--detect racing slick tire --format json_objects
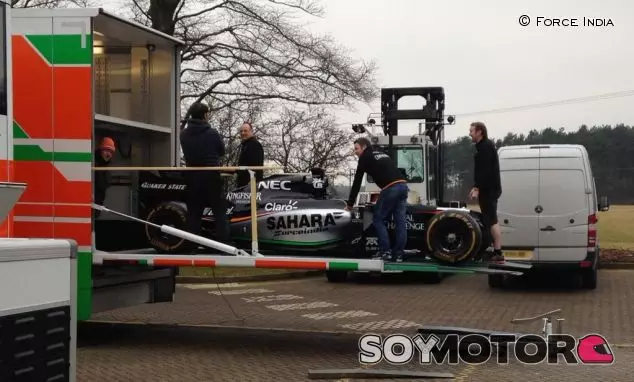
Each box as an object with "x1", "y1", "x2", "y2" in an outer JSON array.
[
  {"x1": 425, "y1": 210, "x2": 483, "y2": 265},
  {"x1": 145, "y1": 202, "x2": 195, "y2": 254}
]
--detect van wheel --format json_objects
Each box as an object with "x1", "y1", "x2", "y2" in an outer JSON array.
[
  {"x1": 580, "y1": 268, "x2": 597, "y2": 290},
  {"x1": 326, "y1": 270, "x2": 348, "y2": 283},
  {"x1": 145, "y1": 202, "x2": 194, "y2": 254},
  {"x1": 488, "y1": 274, "x2": 505, "y2": 289},
  {"x1": 425, "y1": 210, "x2": 483, "y2": 265}
]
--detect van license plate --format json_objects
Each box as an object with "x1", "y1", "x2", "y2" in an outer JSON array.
[{"x1": 504, "y1": 250, "x2": 533, "y2": 260}]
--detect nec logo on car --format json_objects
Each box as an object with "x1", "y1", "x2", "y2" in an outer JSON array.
[{"x1": 258, "y1": 180, "x2": 291, "y2": 190}]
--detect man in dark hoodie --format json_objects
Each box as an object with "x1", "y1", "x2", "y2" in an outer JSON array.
[
  {"x1": 93, "y1": 137, "x2": 116, "y2": 218},
  {"x1": 180, "y1": 102, "x2": 230, "y2": 246},
  {"x1": 235, "y1": 122, "x2": 264, "y2": 188}
]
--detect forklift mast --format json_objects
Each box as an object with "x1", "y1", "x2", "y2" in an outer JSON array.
[{"x1": 353, "y1": 87, "x2": 455, "y2": 206}]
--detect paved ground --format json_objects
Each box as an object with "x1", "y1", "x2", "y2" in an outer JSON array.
[
  {"x1": 77, "y1": 322, "x2": 634, "y2": 382},
  {"x1": 78, "y1": 269, "x2": 634, "y2": 381}
]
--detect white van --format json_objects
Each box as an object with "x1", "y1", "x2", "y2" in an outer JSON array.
[{"x1": 492, "y1": 144, "x2": 609, "y2": 290}]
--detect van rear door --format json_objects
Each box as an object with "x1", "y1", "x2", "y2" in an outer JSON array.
[
  {"x1": 497, "y1": 148, "x2": 540, "y2": 261},
  {"x1": 537, "y1": 154, "x2": 589, "y2": 262}
]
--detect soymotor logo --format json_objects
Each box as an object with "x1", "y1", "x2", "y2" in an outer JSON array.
[{"x1": 358, "y1": 333, "x2": 614, "y2": 365}]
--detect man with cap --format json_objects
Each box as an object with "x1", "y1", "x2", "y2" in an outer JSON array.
[{"x1": 94, "y1": 137, "x2": 116, "y2": 218}]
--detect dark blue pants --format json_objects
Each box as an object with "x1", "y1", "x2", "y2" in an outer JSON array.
[{"x1": 372, "y1": 182, "x2": 408, "y2": 254}]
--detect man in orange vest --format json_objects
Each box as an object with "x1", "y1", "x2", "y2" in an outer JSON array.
[{"x1": 94, "y1": 137, "x2": 116, "y2": 217}]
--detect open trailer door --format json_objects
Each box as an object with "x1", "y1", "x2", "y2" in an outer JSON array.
[{"x1": 9, "y1": 7, "x2": 185, "y2": 321}]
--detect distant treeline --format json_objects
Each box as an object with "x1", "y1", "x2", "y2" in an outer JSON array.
[{"x1": 443, "y1": 124, "x2": 634, "y2": 204}]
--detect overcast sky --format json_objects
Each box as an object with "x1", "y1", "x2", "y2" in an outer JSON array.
[{"x1": 102, "y1": 0, "x2": 634, "y2": 142}]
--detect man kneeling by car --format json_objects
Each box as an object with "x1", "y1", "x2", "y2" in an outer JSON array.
[{"x1": 345, "y1": 138, "x2": 408, "y2": 262}]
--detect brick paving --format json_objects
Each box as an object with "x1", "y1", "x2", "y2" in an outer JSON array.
[
  {"x1": 91, "y1": 270, "x2": 634, "y2": 345},
  {"x1": 79, "y1": 269, "x2": 634, "y2": 381},
  {"x1": 77, "y1": 323, "x2": 634, "y2": 382}
]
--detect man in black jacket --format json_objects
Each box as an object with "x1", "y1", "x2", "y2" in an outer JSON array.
[
  {"x1": 235, "y1": 122, "x2": 264, "y2": 188},
  {"x1": 346, "y1": 138, "x2": 408, "y2": 262},
  {"x1": 469, "y1": 121, "x2": 504, "y2": 261},
  {"x1": 180, "y1": 102, "x2": 230, "y2": 246}
]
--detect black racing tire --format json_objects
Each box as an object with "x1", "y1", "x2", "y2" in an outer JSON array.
[
  {"x1": 425, "y1": 210, "x2": 483, "y2": 265},
  {"x1": 145, "y1": 202, "x2": 195, "y2": 254}
]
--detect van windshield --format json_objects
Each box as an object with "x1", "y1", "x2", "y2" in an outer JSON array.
[{"x1": 367, "y1": 145, "x2": 424, "y2": 183}]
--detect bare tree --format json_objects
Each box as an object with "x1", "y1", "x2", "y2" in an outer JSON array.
[
  {"x1": 123, "y1": 0, "x2": 378, "y2": 120},
  {"x1": 262, "y1": 106, "x2": 356, "y2": 175},
  {"x1": 180, "y1": 98, "x2": 269, "y2": 166}
]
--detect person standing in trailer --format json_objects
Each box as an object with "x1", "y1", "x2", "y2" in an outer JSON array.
[
  {"x1": 93, "y1": 137, "x2": 116, "y2": 218},
  {"x1": 180, "y1": 102, "x2": 231, "y2": 251},
  {"x1": 235, "y1": 121, "x2": 265, "y2": 188}
]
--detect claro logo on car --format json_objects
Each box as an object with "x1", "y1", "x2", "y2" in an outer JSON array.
[{"x1": 264, "y1": 200, "x2": 298, "y2": 211}]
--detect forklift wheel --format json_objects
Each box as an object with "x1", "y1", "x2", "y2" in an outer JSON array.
[{"x1": 326, "y1": 270, "x2": 349, "y2": 283}]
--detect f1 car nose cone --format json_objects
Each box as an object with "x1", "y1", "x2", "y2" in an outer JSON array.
[{"x1": 576, "y1": 334, "x2": 614, "y2": 364}]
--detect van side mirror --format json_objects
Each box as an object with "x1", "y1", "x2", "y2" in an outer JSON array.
[{"x1": 598, "y1": 196, "x2": 610, "y2": 212}]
